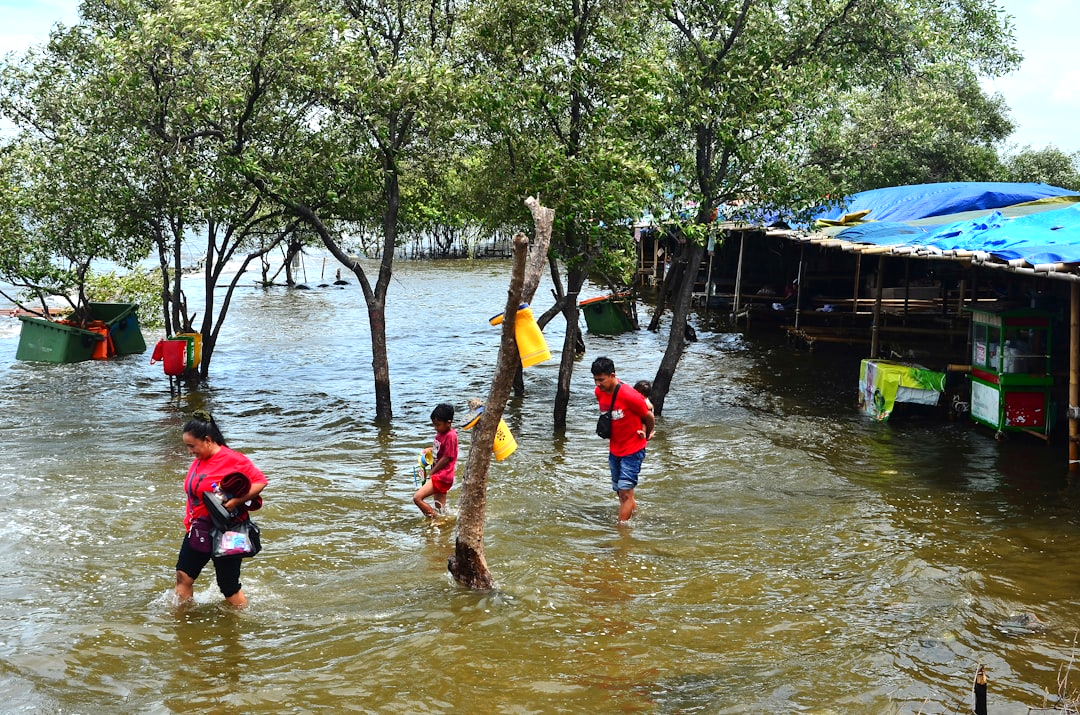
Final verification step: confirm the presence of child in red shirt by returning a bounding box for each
[413,403,458,518]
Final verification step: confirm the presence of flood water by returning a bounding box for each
[3,258,1080,714]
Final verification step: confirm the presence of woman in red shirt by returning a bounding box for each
[175,410,267,608]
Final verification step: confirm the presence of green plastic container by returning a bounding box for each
[15,316,103,363]
[14,302,145,363]
[88,302,146,355]
[579,294,637,334]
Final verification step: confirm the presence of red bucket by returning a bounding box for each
[152,339,189,375]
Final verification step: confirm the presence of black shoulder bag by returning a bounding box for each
[596,383,620,438]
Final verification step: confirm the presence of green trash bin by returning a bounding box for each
[88,302,146,355]
[579,294,638,334]
[15,316,104,363]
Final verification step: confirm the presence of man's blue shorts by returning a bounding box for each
[609,448,646,492]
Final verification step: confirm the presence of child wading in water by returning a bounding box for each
[413,403,458,518]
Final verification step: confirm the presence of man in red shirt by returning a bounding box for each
[592,356,655,523]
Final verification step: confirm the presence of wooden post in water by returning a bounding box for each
[732,233,746,318]
[449,198,554,589]
[794,244,805,329]
[1071,282,1079,472]
[902,259,911,317]
[702,233,715,312]
[852,253,861,314]
[870,256,885,359]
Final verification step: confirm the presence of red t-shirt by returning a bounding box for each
[595,381,650,456]
[184,445,268,529]
[430,428,459,492]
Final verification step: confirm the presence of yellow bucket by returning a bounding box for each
[462,406,517,461]
[489,304,551,368]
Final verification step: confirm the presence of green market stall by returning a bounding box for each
[967,306,1053,440]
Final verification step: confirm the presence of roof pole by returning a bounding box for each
[732,232,746,319]
[794,244,805,329]
[852,253,862,314]
[871,256,885,359]
[1070,282,1079,472]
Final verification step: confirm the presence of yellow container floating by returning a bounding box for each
[462,406,518,461]
[489,303,551,368]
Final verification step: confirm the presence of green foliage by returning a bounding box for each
[85,268,165,330]
[1001,146,1080,191]
[0,131,151,314]
[806,70,1014,193]
[464,0,663,285]
[645,0,1021,227]
[0,0,1031,333]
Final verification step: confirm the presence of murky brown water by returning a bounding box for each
[2,258,1079,714]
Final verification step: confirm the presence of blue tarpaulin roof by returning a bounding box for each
[814,181,1078,223]
[808,183,1080,266]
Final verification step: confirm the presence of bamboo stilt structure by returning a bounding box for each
[1071,282,1079,471]
[794,245,805,329]
[732,233,746,318]
[871,256,885,359]
[852,253,861,314]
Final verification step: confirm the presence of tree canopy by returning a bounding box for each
[807,70,1015,194]
[0,0,1024,404]
[1001,145,1080,190]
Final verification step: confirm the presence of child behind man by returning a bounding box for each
[412,403,458,518]
[633,380,655,413]
[633,380,657,440]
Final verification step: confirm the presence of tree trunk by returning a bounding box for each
[651,241,705,416]
[521,197,554,303]
[449,232,530,589]
[536,256,566,330]
[369,164,399,422]
[647,245,686,332]
[252,166,397,420]
[552,268,587,430]
[369,296,392,418]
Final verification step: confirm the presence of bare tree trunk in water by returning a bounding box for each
[449,233,529,589]
[553,268,586,430]
[536,256,566,329]
[246,171,396,421]
[651,241,705,416]
[450,198,553,589]
[647,249,687,332]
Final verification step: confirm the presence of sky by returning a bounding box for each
[0,0,1077,153]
